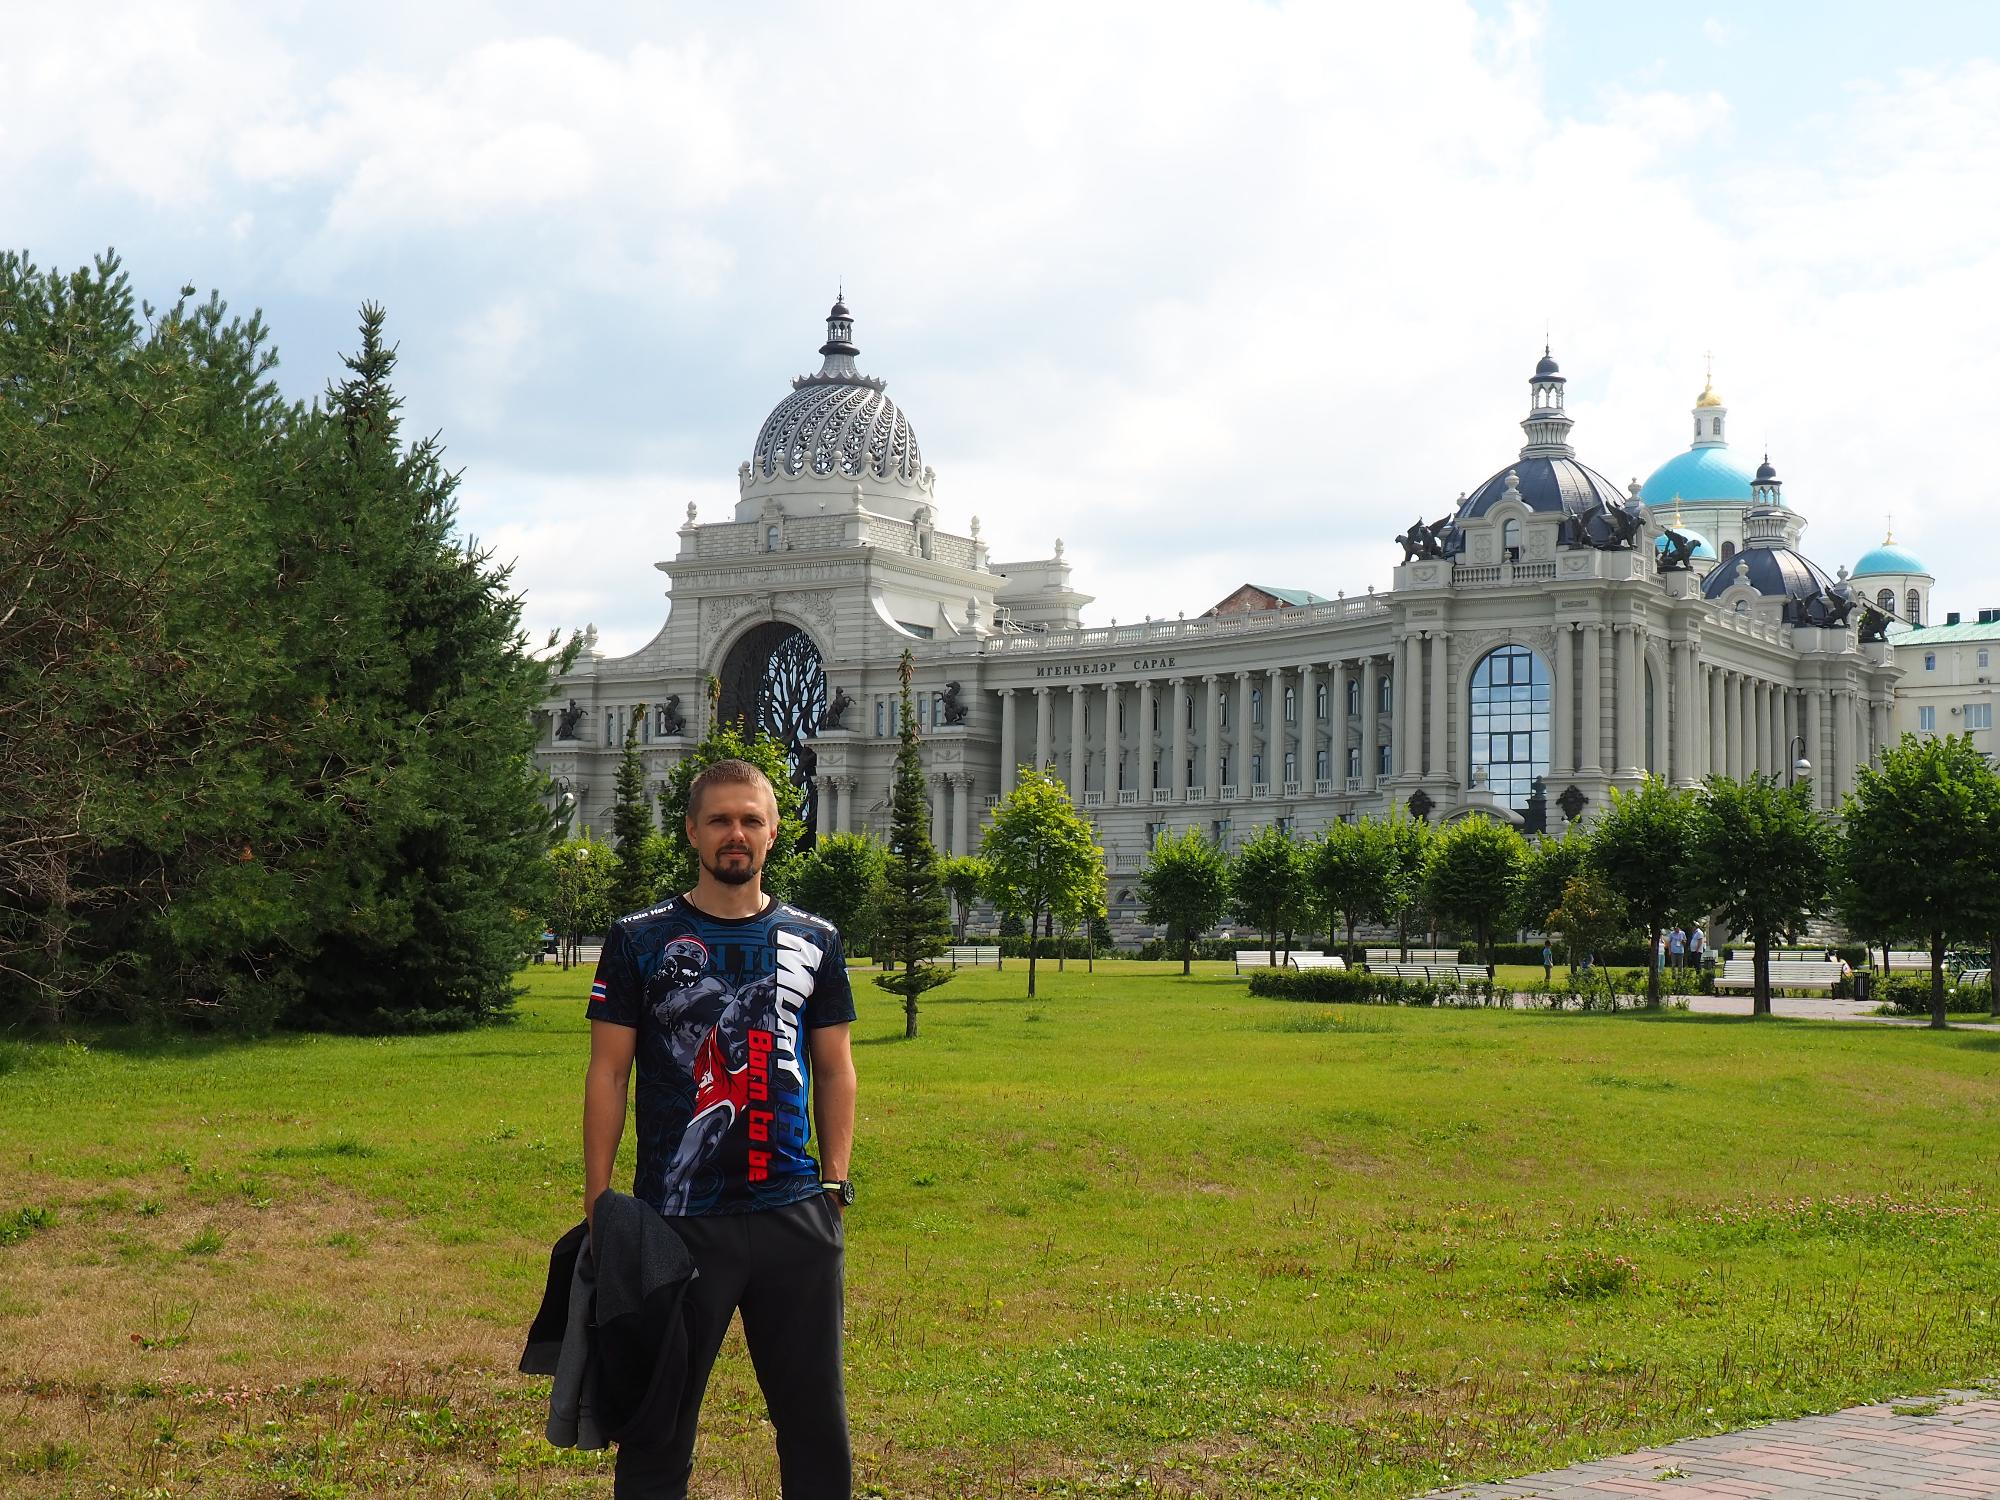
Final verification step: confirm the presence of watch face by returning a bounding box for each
[834,1180,855,1206]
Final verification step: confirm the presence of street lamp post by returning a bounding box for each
[1787,736,1810,787]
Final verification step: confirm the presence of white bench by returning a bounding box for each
[1958,967,1991,988]
[1368,961,1490,985]
[1288,954,1346,971]
[1236,949,1323,973]
[1713,957,1843,993]
[1364,947,1459,965]
[946,945,1001,968]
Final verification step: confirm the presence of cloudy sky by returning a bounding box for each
[8,1,1999,655]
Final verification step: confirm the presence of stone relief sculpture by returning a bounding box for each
[656,695,686,737]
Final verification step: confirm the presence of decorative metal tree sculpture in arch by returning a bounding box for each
[718,622,827,844]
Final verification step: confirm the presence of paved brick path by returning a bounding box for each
[1424,1388,2000,1498]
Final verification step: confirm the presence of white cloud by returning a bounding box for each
[5,2,2000,653]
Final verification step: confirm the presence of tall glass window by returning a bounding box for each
[1468,645,1552,811]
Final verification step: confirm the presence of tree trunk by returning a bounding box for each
[1930,929,1948,1029]
[1989,933,1998,1021]
[1345,916,1357,967]
[1646,921,1663,1008]
[1398,913,1409,962]
[1753,934,1771,1016]
[1027,906,1040,997]
[1266,922,1277,967]
[1181,932,1192,977]
[904,959,918,1039]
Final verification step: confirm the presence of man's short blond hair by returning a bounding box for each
[687,758,779,820]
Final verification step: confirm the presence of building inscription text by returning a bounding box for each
[1034,656,1177,679]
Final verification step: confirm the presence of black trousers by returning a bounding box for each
[614,1195,850,1499]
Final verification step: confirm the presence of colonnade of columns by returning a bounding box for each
[993,656,1398,808]
[815,771,980,854]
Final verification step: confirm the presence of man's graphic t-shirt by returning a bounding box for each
[588,895,855,1216]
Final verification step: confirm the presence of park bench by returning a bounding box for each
[1235,949,1323,973]
[1958,967,1991,988]
[1364,947,1459,965]
[1713,957,1843,993]
[946,945,1001,969]
[1367,961,1490,985]
[1288,954,1346,971]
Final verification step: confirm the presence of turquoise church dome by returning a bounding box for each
[1639,445,1759,506]
[1852,539,1930,577]
[1637,377,1775,508]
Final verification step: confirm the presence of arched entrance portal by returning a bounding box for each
[718,622,828,844]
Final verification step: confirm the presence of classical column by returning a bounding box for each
[1808,686,1829,807]
[1171,677,1189,798]
[1361,657,1381,788]
[952,773,971,857]
[1235,671,1254,791]
[999,688,1018,797]
[1103,681,1119,794]
[1673,640,1697,784]
[1708,667,1725,778]
[1871,698,1891,765]
[1582,624,1605,774]
[1428,632,1449,782]
[1068,685,1088,799]
[1613,626,1638,775]
[1138,679,1157,800]
[1327,659,1348,785]
[1553,625,1574,774]
[1767,682,1784,782]
[1033,686,1052,773]
[1835,689,1856,801]
[1396,637,1419,777]
[1296,662,1315,787]
[930,773,947,845]
[1202,674,1222,793]
[1747,680,1765,777]
[818,776,837,837]
[840,776,857,835]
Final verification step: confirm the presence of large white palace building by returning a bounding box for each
[534,299,1994,920]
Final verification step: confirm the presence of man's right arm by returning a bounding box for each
[584,1019,638,1233]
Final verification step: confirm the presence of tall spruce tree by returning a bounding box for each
[266,304,559,1032]
[872,652,953,1037]
[609,717,658,917]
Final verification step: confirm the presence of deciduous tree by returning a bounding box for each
[980,767,1104,997]
[1230,823,1307,963]
[1311,819,1387,960]
[1685,774,1835,1016]
[937,855,990,941]
[1837,734,2000,1028]
[1588,776,1699,1006]
[1139,827,1229,975]
[1421,814,1524,970]
[547,836,617,970]
[789,833,888,958]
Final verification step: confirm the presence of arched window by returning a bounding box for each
[1877,588,1894,612]
[1502,517,1521,558]
[1283,686,1297,722]
[1468,645,1551,812]
[1317,682,1329,719]
[1907,589,1922,625]
[1720,540,1737,561]
[875,701,886,737]
[766,524,781,553]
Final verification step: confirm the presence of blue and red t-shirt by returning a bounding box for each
[587,895,855,1216]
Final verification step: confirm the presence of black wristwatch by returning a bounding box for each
[820,1179,854,1207]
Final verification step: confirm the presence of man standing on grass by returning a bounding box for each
[583,758,857,1498]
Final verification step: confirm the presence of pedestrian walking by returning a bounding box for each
[1541,940,1554,987]
[1668,926,1686,971]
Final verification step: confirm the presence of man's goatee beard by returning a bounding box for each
[703,852,760,886]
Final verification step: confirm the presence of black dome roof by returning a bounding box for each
[1534,352,1562,378]
[1456,455,1628,521]
[1754,456,1778,483]
[1701,544,1839,608]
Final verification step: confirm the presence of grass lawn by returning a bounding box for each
[3,959,1998,1498]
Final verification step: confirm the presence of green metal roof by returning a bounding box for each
[1889,618,2000,645]
[1252,585,1332,607]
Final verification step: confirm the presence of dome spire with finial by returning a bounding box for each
[1691,353,1728,447]
[818,291,860,376]
[1519,344,1575,459]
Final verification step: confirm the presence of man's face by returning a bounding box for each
[686,778,780,887]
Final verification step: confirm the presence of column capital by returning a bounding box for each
[1033,684,1048,695]
[997,686,1015,698]
[1236,669,1253,681]
[1202,673,1219,684]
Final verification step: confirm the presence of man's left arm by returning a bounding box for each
[810,1023,856,1202]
